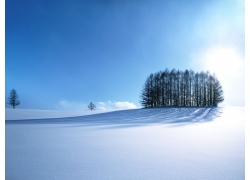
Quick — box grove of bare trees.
[140,68,224,108]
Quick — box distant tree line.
[140,68,224,108]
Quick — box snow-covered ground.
[5,108,115,120]
[5,107,244,180]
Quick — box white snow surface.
[5,107,245,180]
[5,108,114,120]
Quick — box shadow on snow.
[6,107,223,128]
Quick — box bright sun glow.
[196,45,245,106]
[202,46,244,81]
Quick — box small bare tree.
[7,89,20,109]
[88,102,96,110]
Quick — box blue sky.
[5,0,245,110]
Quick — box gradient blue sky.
[5,0,245,110]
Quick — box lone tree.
[7,89,20,109]
[88,102,96,110]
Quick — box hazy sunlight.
[202,46,244,81]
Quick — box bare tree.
[140,76,152,108]
[175,70,180,106]
[160,72,166,106]
[183,69,189,106]
[88,102,96,110]
[7,89,20,109]
[164,68,170,106]
[213,76,224,106]
[194,73,200,106]
[189,70,194,106]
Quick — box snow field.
[5,107,244,180]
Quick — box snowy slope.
[5,108,114,120]
[5,107,245,180]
